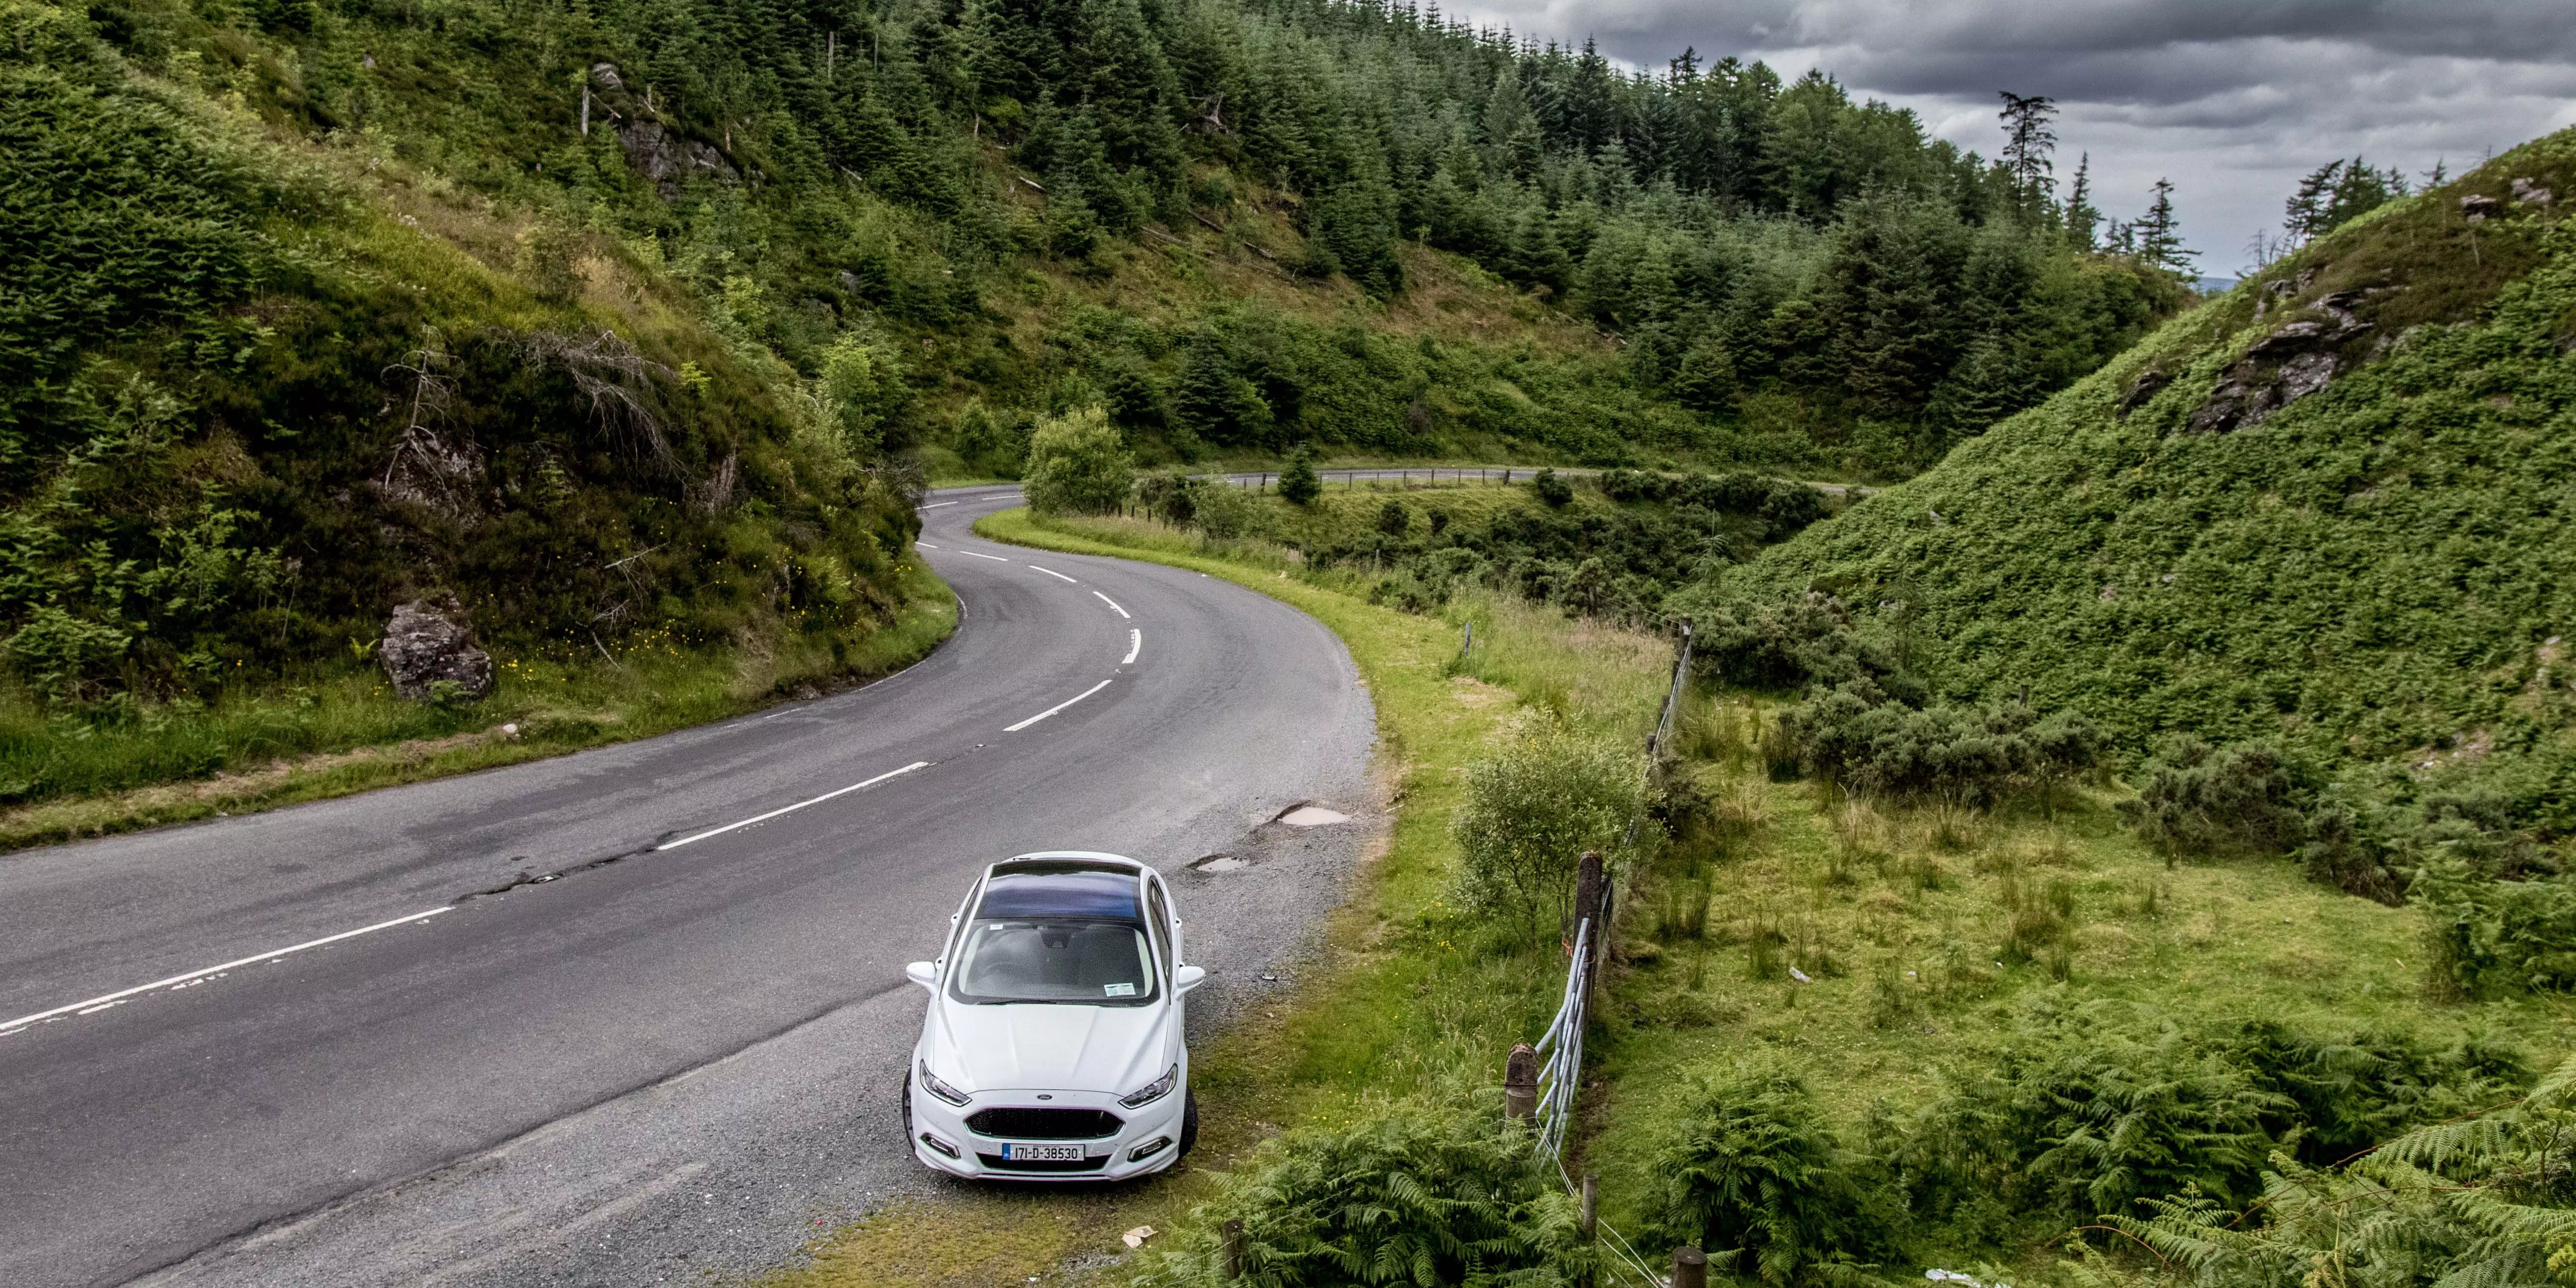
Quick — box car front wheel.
[1177,1088,1199,1158]
[900,1072,913,1146]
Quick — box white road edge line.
[1123,630,1141,665]
[1027,565,1078,584]
[917,501,961,509]
[957,550,1010,562]
[1092,591,1130,619]
[655,761,931,852]
[0,906,454,1034]
[1004,679,1113,733]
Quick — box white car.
[904,852,1202,1180]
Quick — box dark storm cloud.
[1450,0,2576,266]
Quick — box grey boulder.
[381,597,494,702]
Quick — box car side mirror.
[906,961,939,990]
[1174,964,1206,994]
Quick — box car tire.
[1177,1088,1199,1158]
[900,1072,913,1146]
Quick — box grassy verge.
[761,505,1672,1287]
[1582,693,2576,1275]
[0,562,957,851]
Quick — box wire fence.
[1517,622,1701,1288]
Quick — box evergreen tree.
[1278,443,1322,504]
[2134,178,2197,274]
[2284,159,2343,243]
[2062,151,2100,250]
[1996,90,2058,213]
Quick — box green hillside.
[1694,132,2576,915]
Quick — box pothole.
[1190,854,1249,872]
[1275,804,1350,828]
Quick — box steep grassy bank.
[0,560,953,850]
[1700,132,2576,823]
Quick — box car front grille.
[978,1152,1110,1174]
[966,1106,1124,1140]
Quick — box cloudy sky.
[1447,0,2576,277]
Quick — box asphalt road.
[0,487,1377,1288]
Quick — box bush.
[1376,499,1410,535]
[1021,405,1133,515]
[1188,477,1260,539]
[1278,445,1321,505]
[1452,713,1642,937]
[1898,1002,2524,1231]
[2414,854,2576,997]
[1530,468,1573,507]
[1143,1100,1597,1288]
[2123,738,2318,857]
[1647,1067,1894,1286]
[1776,687,2105,807]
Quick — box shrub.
[2123,738,2318,857]
[2414,854,2576,998]
[1376,499,1410,535]
[1683,592,1914,697]
[814,331,913,454]
[1452,713,1642,937]
[1021,406,1133,515]
[1903,1006,2288,1226]
[2095,1053,2576,1288]
[1278,445,1322,505]
[1647,1067,1894,1286]
[1188,477,1260,539]
[1776,687,2105,807]
[1143,1100,1596,1288]
[1530,468,1574,507]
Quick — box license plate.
[1001,1143,1085,1162]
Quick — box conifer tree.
[1996,90,2057,213]
[2134,178,2197,274]
[2062,152,2100,250]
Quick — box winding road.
[0,487,1377,1288]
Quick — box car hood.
[927,996,1174,1095]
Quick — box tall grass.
[0,563,955,848]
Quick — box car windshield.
[948,917,1159,1005]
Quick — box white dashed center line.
[1005,679,1113,733]
[655,761,931,852]
[1123,630,1141,665]
[915,541,941,549]
[0,907,454,1037]
[1092,591,1130,619]
[917,501,960,509]
[1027,565,1078,584]
[956,550,1010,562]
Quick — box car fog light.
[1128,1136,1173,1162]
[919,1131,961,1159]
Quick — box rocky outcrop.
[2188,289,2384,433]
[584,61,741,200]
[380,596,493,702]
[618,121,739,199]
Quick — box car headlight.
[1119,1063,1177,1109]
[917,1059,971,1107]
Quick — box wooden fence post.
[1504,1041,1539,1122]
[1671,1245,1708,1288]
[1574,849,1607,995]
[1221,1219,1245,1280]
